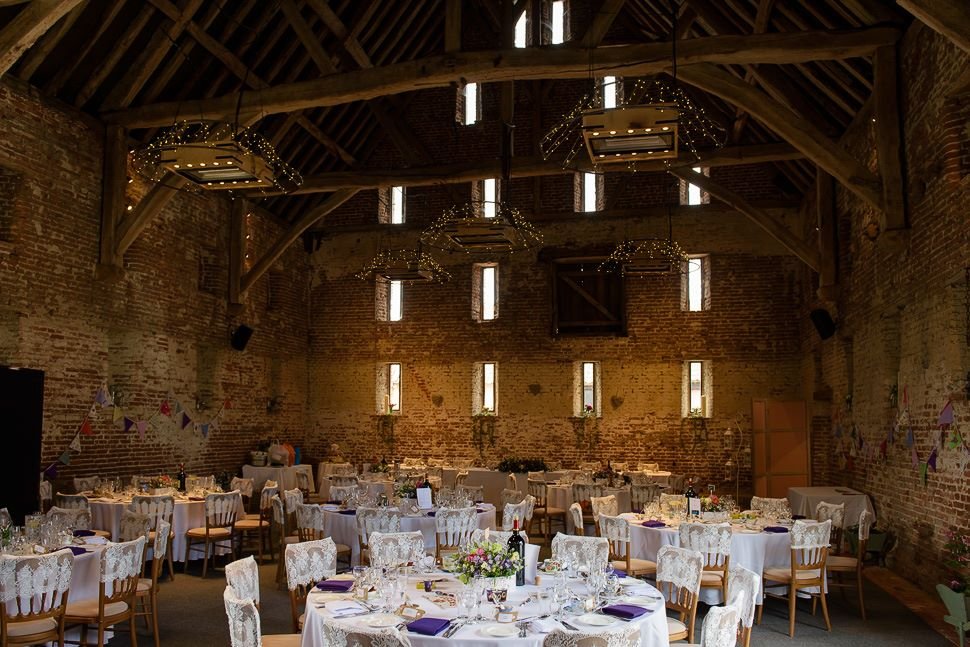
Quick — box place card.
[416,487,433,509]
[395,603,425,620]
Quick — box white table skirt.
[547,486,633,533]
[243,464,315,492]
[322,507,496,566]
[300,573,668,647]
[787,487,874,526]
[623,515,793,604]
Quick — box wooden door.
[751,399,809,498]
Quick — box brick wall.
[798,24,970,592]
[0,77,310,490]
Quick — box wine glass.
[472,574,487,620]
[552,583,572,621]
[457,586,477,620]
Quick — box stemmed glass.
[457,586,477,622]
[472,574,487,620]
[552,582,571,622]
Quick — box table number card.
[688,497,701,516]
[416,486,433,509]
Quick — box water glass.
[457,586,477,619]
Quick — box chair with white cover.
[542,624,640,647]
[295,470,312,494]
[369,531,426,569]
[0,549,74,647]
[120,510,153,568]
[285,538,337,632]
[183,491,242,578]
[282,489,303,531]
[680,523,732,601]
[272,495,298,587]
[727,565,759,647]
[134,519,170,647]
[469,528,527,545]
[638,462,660,472]
[551,533,609,573]
[230,478,255,511]
[503,495,536,533]
[330,475,359,489]
[223,585,300,647]
[434,507,477,561]
[580,461,601,471]
[356,507,402,566]
[455,471,469,486]
[571,483,604,529]
[590,495,618,536]
[456,484,484,503]
[656,544,704,643]
[631,484,662,512]
[54,493,90,511]
[235,485,273,564]
[827,509,873,620]
[39,479,53,512]
[501,488,526,506]
[295,503,352,565]
[47,506,92,529]
[225,555,260,607]
[65,536,146,647]
[687,602,742,647]
[758,519,832,637]
[129,495,176,581]
[599,514,656,577]
[749,496,791,520]
[568,503,585,536]
[528,479,567,544]
[815,501,846,554]
[328,485,359,503]
[73,476,101,493]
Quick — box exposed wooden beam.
[753,0,777,34]
[445,0,462,52]
[240,189,357,294]
[96,125,127,278]
[0,0,84,78]
[306,0,371,69]
[873,45,907,233]
[259,143,805,194]
[669,166,820,270]
[896,0,970,54]
[16,0,86,80]
[45,1,124,94]
[106,27,901,127]
[74,3,153,107]
[580,0,629,47]
[676,63,884,211]
[279,0,337,74]
[816,170,838,299]
[115,177,187,256]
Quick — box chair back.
[699,602,741,647]
[205,491,242,530]
[815,501,845,552]
[270,494,287,539]
[285,537,337,631]
[369,531,425,569]
[503,495,535,531]
[657,544,703,633]
[435,507,477,558]
[579,461,601,471]
[590,495,618,530]
[101,536,147,609]
[47,506,92,530]
[258,484,278,519]
[571,482,603,504]
[39,480,52,505]
[295,503,326,541]
[149,519,171,586]
[501,488,525,506]
[638,462,660,472]
[527,480,548,506]
[790,519,831,578]
[550,533,609,572]
[727,565,758,643]
[282,488,303,514]
[542,625,640,647]
[223,585,261,647]
[679,522,732,572]
[454,471,469,486]
[54,493,89,510]
[331,475,359,488]
[599,514,632,569]
[295,470,312,492]
[225,555,260,606]
[456,484,483,502]
[329,485,358,502]
[356,507,402,550]
[73,476,100,492]
[0,549,74,642]
[628,472,656,486]
[857,509,874,559]
[568,503,585,536]
[668,474,686,492]
[129,494,175,531]
[750,496,791,520]
[230,477,254,503]
[631,484,661,512]
[119,509,152,543]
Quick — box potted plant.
[938,529,970,635]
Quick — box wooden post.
[816,170,838,301]
[873,45,908,239]
[445,0,462,53]
[96,125,127,281]
[228,198,247,311]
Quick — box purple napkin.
[601,604,649,620]
[73,529,96,537]
[315,579,355,592]
[427,511,436,517]
[611,568,627,578]
[325,500,342,505]
[59,546,87,556]
[408,617,451,636]
[763,526,789,533]
[337,509,356,515]
[641,520,666,528]
[792,514,806,520]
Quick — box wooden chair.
[631,483,662,512]
[73,476,101,492]
[134,519,170,647]
[295,503,351,567]
[356,507,402,566]
[328,485,359,503]
[590,495,618,536]
[727,565,759,647]
[568,502,585,536]
[65,536,146,647]
[501,488,526,506]
[502,495,536,533]
[543,624,641,647]
[599,514,656,577]
[827,509,873,619]
[680,522,732,601]
[284,538,337,632]
[551,533,609,573]
[571,483,605,528]
[368,531,426,569]
[183,491,242,578]
[528,479,566,544]
[281,489,303,530]
[223,585,300,647]
[434,507,477,561]
[230,477,255,512]
[0,549,74,646]
[234,485,274,564]
[815,501,846,554]
[657,544,704,643]
[271,495,299,587]
[758,519,832,637]
[129,495,176,581]
[690,602,742,647]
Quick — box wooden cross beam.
[0,0,84,78]
[873,45,908,234]
[896,0,970,55]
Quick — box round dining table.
[321,505,496,566]
[301,571,670,647]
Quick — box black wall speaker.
[810,309,836,340]
[230,325,254,351]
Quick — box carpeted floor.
[99,556,954,646]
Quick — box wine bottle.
[507,517,526,586]
[177,463,186,492]
[684,478,700,518]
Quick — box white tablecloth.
[459,470,518,509]
[243,464,315,492]
[547,486,633,533]
[623,514,793,604]
[787,487,874,525]
[322,506,496,566]
[301,572,669,647]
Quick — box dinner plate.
[623,594,663,607]
[618,578,644,587]
[481,624,519,637]
[576,613,616,627]
[362,614,400,628]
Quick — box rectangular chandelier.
[156,141,277,189]
[582,104,679,163]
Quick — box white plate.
[362,614,400,628]
[576,613,616,627]
[623,595,663,607]
[618,578,643,587]
[481,624,519,637]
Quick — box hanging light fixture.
[355,246,451,284]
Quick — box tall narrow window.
[583,172,597,212]
[582,362,596,411]
[689,361,703,412]
[482,266,497,320]
[574,361,601,416]
[388,363,402,412]
[602,76,618,109]
[681,254,710,311]
[390,186,405,224]
[482,362,496,411]
[551,1,565,44]
[460,83,480,125]
[682,360,712,417]
[483,178,497,217]
[679,166,710,205]
[514,10,528,48]
[388,281,403,321]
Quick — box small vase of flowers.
[447,539,522,599]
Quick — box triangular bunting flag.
[95,387,109,406]
[223,398,232,410]
[137,420,148,440]
[928,447,938,471]
[905,427,914,447]
[949,430,964,450]
[43,463,58,479]
[181,412,191,430]
[88,403,98,418]
[112,406,124,423]
[69,434,82,452]
[80,418,93,436]
[911,445,919,468]
[200,423,209,439]
[160,400,171,417]
[919,462,928,485]
[174,401,183,416]
[123,417,134,433]
[939,400,954,428]
[58,451,71,465]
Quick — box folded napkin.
[316,579,355,592]
[73,529,96,537]
[328,602,367,617]
[337,509,357,515]
[59,546,87,556]
[407,617,451,636]
[601,604,649,620]
[641,520,666,528]
[426,510,436,517]
[611,568,627,578]
[763,526,789,533]
[531,618,557,634]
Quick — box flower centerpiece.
[369,457,390,474]
[447,539,522,599]
[701,494,725,512]
[495,457,548,474]
[394,480,417,500]
[148,475,176,495]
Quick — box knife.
[444,619,467,638]
[560,619,580,631]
